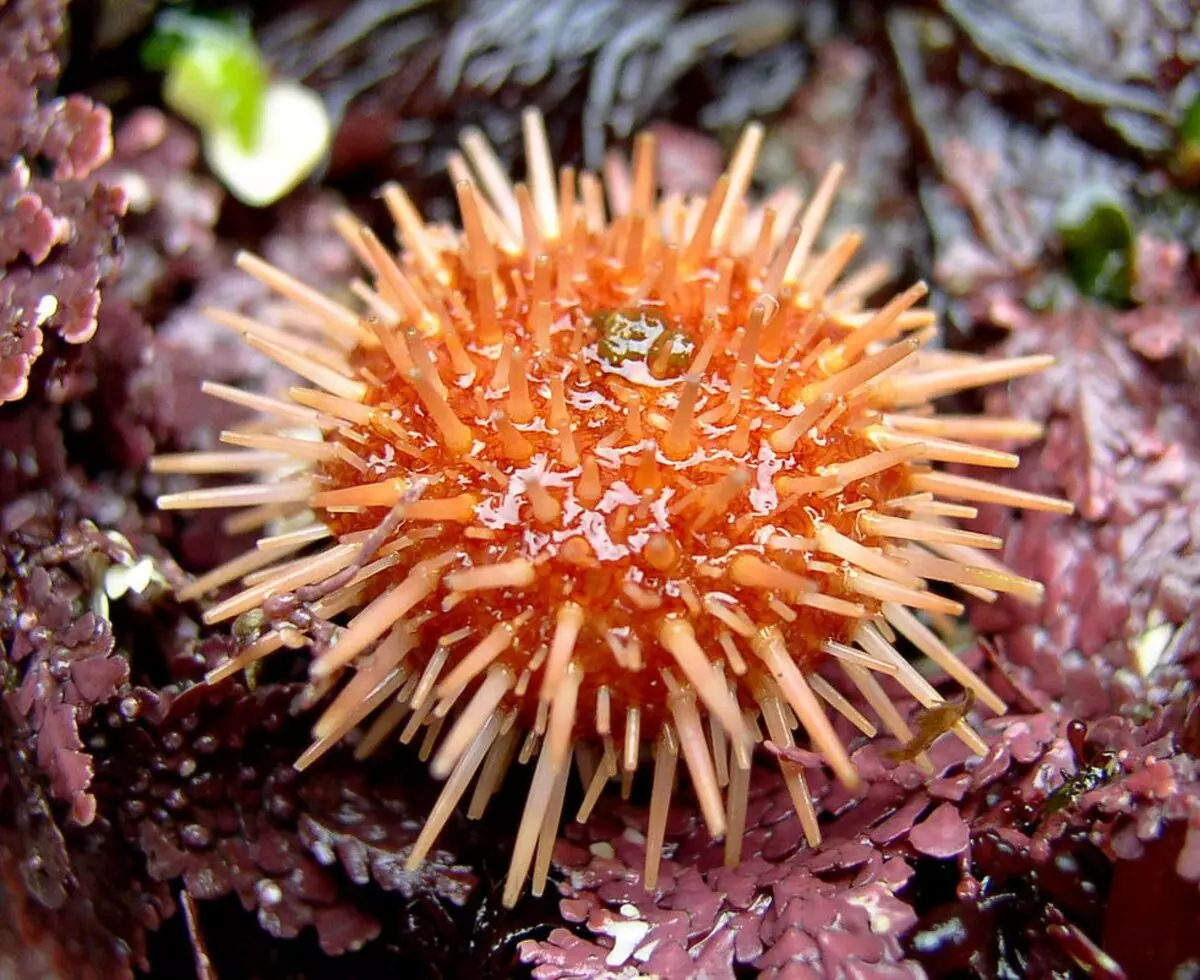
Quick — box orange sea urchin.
[153,110,1073,907]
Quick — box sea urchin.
[153,110,1073,907]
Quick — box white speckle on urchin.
[622,827,646,846]
[369,441,396,476]
[589,841,615,859]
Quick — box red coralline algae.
[0,488,187,979]
[1,2,1197,977]
[0,0,126,404]
[969,295,1200,717]
[94,679,390,956]
[97,108,224,313]
[519,696,1200,978]
[1,511,132,825]
[908,803,969,860]
[518,701,976,978]
[887,693,1200,979]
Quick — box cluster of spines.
[153,109,1073,906]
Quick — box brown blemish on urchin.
[152,109,1073,906]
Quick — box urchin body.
[155,111,1071,906]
